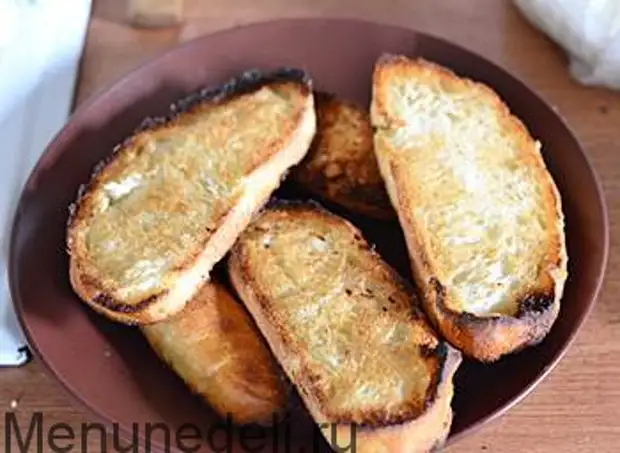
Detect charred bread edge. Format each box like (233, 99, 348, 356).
(67, 67, 311, 227)
(428, 277, 560, 362)
(66, 68, 312, 319)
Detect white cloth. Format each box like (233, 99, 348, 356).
(515, 0, 620, 90)
(0, 0, 91, 366)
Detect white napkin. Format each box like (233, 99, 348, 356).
(0, 0, 91, 366)
(515, 0, 620, 90)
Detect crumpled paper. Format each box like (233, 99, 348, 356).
(515, 0, 620, 90)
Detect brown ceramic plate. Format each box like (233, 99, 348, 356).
(9, 19, 608, 452)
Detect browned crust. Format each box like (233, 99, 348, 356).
(425, 278, 560, 363)
(228, 202, 461, 428)
(333, 344, 461, 453)
(68, 260, 164, 324)
(66, 69, 312, 324)
(141, 281, 288, 425)
(292, 92, 395, 220)
(372, 55, 567, 362)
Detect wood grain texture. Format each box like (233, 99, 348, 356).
(2, 0, 620, 451)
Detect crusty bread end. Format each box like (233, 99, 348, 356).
(322, 346, 460, 453)
(292, 92, 394, 220)
(141, 281, 287, 425)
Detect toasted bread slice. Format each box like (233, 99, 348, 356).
(292, 93, 394, 219)
(229, 204, 462, 453)
(371, 55, 568, 362)
(141, 281, 287, 425)
(67, 69, 316, 325)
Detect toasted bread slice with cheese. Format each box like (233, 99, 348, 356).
(141, 281, 287, 425)
(371, 55, 568, 362)
(292, 93, 394, 219)
(67, 69, 316, 325)
(229, 204, 462, 453)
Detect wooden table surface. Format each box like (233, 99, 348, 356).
(2, 0, 620, 451)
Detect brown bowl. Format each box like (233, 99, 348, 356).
(9, 18, 608, 452)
